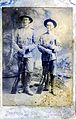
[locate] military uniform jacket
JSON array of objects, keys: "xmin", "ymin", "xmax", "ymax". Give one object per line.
[
  {"xmin": 38, "ymin": 32, "xmax": 57, "ymax": 61},
  {"xmin": 12, "ymin": 26, "xmax": 36, "ymax": 58}
]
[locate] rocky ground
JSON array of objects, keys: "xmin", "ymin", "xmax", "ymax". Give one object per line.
[{"xmin": 3, "ymin": 67, "xmax": 73, "ymax": 106}]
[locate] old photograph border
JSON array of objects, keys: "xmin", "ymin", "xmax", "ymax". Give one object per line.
[{"xmin": 1, "ymin": 7, "xmax": 72, "ymax": 105}]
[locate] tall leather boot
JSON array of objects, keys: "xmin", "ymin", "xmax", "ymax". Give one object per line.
[
  {"xmin": 23, "ymin": 72, "xmax": 33, "ymax": 96},
  {"xmin": 50, "ymin": 74, "xmax": 55, "ymax": 95},
  {"xmin": 44, "ymin": 73, "xmax": 49, "ymax": 91}
]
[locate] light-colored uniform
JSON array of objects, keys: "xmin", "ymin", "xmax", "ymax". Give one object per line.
[
  {"xmin": 12, "ymin": 26, "xmax": 36, "ymax": 95},
  {"xmin": 13, "ymin": 26, "xmax": 36, "ymax": 72}
]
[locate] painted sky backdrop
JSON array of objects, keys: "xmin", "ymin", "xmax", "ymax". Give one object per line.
[
  {"xmin": 2, "ymin": 7, "xmax": 73, "ymax": 47},
  {"xmin": 2, "ymin": 7, "xmax": 73, "ymax": 69},
  {"xmin": 32, "ymin": 8, "xmax": 73, "ymax": 47}
]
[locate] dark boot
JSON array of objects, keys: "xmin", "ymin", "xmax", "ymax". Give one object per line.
[
  {"xmin": 44, "ymin": 73, "xmax": 49, "ymax": 91},
  {"xmin": 50, "ymin": 74, "xmax": 56, "ymax": 95}
]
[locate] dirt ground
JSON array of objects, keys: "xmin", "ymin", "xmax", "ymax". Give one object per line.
[{"xmin": 3, "ymin": 73, "xmax": 73, "ymax": 106}]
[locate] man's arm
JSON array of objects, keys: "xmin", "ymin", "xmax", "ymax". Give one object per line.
[
  {"xmin": 47, "ymin": 39, "xmax": 62, "ymax": 52},
  {"xmin": 38, "ymin": 45, "xmax": 52, "ymax": 54},
  {"xmin": 38, "ymin": 36, "xmax": 52, "ymax": 54},
  {"xmin": 24, "ymin": 44, "xmax": 36, "ymax": 53},
  {"xmin": 12, "ymin": 29, "xmax": 23, "ymax": 54}
]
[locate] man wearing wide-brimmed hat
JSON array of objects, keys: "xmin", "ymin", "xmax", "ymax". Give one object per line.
[
  {"xmin": 38, "ymin": 18, "xmax": 57, "ymax": 95},
  {"xmin": 11, "ymin": 14, "xmax": 36, "ymax": 95}
]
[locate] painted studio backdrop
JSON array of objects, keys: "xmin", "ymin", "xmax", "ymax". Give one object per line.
[{"xmin": 2, "ymin": 7, "xmax": 73, "ymax": 106}]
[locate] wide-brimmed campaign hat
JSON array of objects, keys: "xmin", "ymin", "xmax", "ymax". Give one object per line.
[
  {"xmin": 19, "ymin": 15, "xmax": 33, "ymax": 23},
  {"xmin": 44, "ymin": 18, "xmax": 57, "ymax": 28}
]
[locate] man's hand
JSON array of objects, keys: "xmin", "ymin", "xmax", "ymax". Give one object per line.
[{"xmin": 19, "ymin": 48, "xmax": 24, "ymax": 54}]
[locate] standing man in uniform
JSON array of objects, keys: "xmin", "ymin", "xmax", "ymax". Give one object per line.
[
  {"xmin": 11, "ymin": 14, "xmax": 36, "ymax": 95},
  {"xmin": 38, "ymin": 18, "xmax": 57, "ymax": 95}
]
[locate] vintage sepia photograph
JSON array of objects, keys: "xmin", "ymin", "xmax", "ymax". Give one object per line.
[{"xmin": 2, "ymin": 7, "xmax": 73, "ymax": 106}]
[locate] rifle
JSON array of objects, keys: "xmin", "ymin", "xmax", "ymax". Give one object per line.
[
  {"xmin": 11, "ymin": 44, "xmax": 36, "ymax": 94},
  {"xmin": 11, "ymin": 60, "xmax": 24, "ymax": 94},
  {"xmin": 36, "ymin": 43, "xmax": 56, "ymax": 94},
  {"xmin": 36, "ymin": 63, "xmax": 50, "ymax": 94},
  {"xmin": 11, "ymin": 75, "xmax": 20, "ymax": 94},
  {"xmin": 36, "ymin": 47, "xmax": 50, "ymax": 94}
]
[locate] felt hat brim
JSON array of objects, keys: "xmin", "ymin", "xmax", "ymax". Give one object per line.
[
  {"xmin": 44, "ymin": 19, "xmax": 57, "ymax": 28},
  {"xmin": 19, "ymin": 15, "xmax": 33, "ymax": 23}
]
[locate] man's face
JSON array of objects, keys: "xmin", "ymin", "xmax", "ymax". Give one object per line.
[
  {"xmin": 22, "ymin": 17, "xmax": 30, "ymax": 26},
  {"xmin": 46, "ymin": 22, "xmax": 54, "ymax": 32}
]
